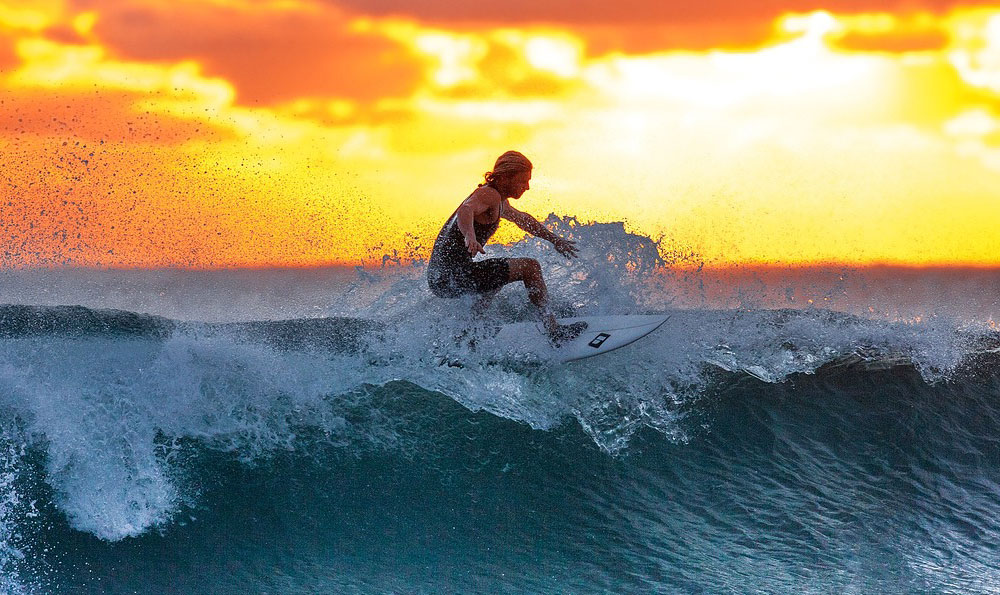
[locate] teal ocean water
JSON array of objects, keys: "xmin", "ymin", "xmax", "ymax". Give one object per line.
[{"xmin": 2, "ymin": 221, "xmax": 999, "ymax": 593}]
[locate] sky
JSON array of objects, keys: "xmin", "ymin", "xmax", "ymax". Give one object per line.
[{"xmin": 1, "ymin": 0, "xmax": 999, "ymax": 268}]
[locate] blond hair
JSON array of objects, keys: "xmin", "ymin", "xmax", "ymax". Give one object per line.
[{"xmin": 481, "ymin": 150, "xmax": 532, "ymax": 187}]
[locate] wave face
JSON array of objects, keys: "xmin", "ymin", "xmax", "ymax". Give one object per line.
[{"xmin": 2, "ymin": 221, "xmax": 1000, "ymax": 593}]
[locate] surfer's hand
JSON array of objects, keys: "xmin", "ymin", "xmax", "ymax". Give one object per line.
[
  {"xmin": 466, "ymin": 236, "xmax": 486, "ymax": 255},
  {"xmin": 553, "ymin": 237, "xmax": 578, "ymax": 258}
]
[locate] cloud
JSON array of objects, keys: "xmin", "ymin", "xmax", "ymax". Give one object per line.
[
  {"xmin": 807, "ymin": 12, "xmax": 952, "ymax": 52},
  {"xmin": 332, "ymin": 0, "xmax": 994, "ymax": 55},
  {"xmin": 0, "ymin": 36, "xmax": 15, "ymax": 71},
  {"xmin": 69, "ymin": 0, "xmax": 424, "ymax": 105},
  {"xmin": 948, "ymin": 10, "xmax": 1000, "ymax": 94},
  {"xmin": 354, "ymin": 21, "xmax": 585, "ymax": 99},
  {"xmin": 329, "ymin": 0, "xmax": 993, "ymax": 25},
  {"xmin": 568, "ymin": 22, "xmax": 779, "ymax": 54},
  {"xmin": 833, "ymin": 28, "xmax": 949, "ymax": 52}
]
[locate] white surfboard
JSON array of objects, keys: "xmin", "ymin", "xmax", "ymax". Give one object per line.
[{"xmin": 492, "ymin": 314, "xmax": 669, "ymax": 363}]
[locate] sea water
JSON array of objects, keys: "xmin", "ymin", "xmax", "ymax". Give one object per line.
[{"xmin": 1, "ymin": 219, "xmax": 999, "ymax": 593}]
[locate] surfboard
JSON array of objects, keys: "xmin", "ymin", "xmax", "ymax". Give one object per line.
[{"xmin": 492, "ymin": 314, "xmax": 669, "ymax": 363}]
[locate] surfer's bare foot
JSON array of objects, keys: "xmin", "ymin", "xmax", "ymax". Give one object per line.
[{"xmin": 549, "ymin": 321, "xmax": 588, "ymax": 346}]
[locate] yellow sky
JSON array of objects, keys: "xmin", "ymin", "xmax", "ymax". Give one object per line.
[{"xmin": 1, "ymin": 0, "xmax": 999, "ymax": 267}]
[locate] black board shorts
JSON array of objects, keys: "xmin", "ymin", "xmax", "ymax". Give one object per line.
[{"xmin": 428, "ymin": 257, "xmax": 511, "ymax": 298}]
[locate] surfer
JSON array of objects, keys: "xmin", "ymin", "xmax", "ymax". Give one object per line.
[{"xmin": 427, "ymin": 150, "xmax": 588, "ymax": 343}]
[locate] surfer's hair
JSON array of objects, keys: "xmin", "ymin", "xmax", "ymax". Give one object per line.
[{"xmin": 480, "ymin": 150, "xmax": 532, "ymax": 187}]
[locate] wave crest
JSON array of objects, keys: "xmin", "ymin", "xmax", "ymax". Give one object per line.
[{"xmin": 0, "ymin": 220, "xmax": 997, "ymax": 548}]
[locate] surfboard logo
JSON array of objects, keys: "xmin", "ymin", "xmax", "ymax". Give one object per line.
[{"xmin": 588, "ymin": 333, "xmax": 611, "ymax": 348}]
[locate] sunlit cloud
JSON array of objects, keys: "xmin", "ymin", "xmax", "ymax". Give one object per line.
[
  {"xmin": 330, "ymin": 0, "xmax": 994, "ymax": 26},
  {"xmin": 945, "ymin": 107, "xmax": 1000, "ymax": 136},
  {"xmin": 353, "ymin": 18, "xmax": 585, "ymax": 98},
  {"xmin": 948, "ymin": 10, "xmax": 1000, "ymax": 92},
  {"xmin": 0, "ymin": 0, "xmax": 62, "ymax": 32},
  {"xmin": 68, "ymin": 0, "xmax": 423, "ymax": 104}
]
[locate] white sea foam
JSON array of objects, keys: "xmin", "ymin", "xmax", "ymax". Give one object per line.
[
  {"xmin": 0, "ymin": 433, "xmax": 30, "ymax": 594},
  {"xmin": 0, "ymin": 219, "xmax": 995, "ymax": 547}
]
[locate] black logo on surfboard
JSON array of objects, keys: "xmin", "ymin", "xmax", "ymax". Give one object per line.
[{"xmin": 588, "ymin": 333, "xmax": 611, "ymax": 348}]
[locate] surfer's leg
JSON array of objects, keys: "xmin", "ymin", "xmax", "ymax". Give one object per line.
[
  {"xmin": 506, "ymin": 258, "xmax": 549, "ymax": 309},
  {"xmin": 506, "ymin": 258, "xmax": 560, "ymax": 332},
  {"xmin": 506, "ymin": 258, "xmax": 587, "ymax": 343},
  {"xmin": 467, "ymin": 258, "xmax": 511, "ymax": 313}
]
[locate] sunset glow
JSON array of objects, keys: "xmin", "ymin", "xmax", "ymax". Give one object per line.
[{"xmin": 2, "ymin": 0, "xmax": 999, "ymax": 267}]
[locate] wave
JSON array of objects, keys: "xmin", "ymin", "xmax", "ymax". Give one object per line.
[
  {"xmin": 1, "ymin": 315, "xmax": 998, "ymax": 592},
  {"xmin": 0, "ymin": 302, "xmax": 992, "ymax": 537},
  {"xmin": 1, "ymin": 219, "xmax": 999, "ymax": 591}
]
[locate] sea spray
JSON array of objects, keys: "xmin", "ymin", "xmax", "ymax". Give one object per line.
[
  {"xmin": 0, "ymin": 431, "xmax": 30, "ymax": 594},
  {"xmin": 0, "ymin": 221, "xmax": 998, "ymax": 591}
]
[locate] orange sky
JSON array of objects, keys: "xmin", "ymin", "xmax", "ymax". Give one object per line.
[{"xmin": 1, "ymin": 0, "xmax": 999, "ymax": 267}]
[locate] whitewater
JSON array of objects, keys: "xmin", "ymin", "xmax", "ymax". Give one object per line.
[{"xmin": 1, "ymin": 219, "xmax": 999, "ymax": 593}]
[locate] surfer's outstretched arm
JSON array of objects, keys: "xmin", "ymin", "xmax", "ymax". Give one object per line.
[{"xmin": 502, "ymin": 204, "xmax": 579, "ymax": 258}]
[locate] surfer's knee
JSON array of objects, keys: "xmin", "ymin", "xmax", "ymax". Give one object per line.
[
  {"xmin": 508, "ymin": 258, "xmax": 542, "ymax": 282},
  {"xmin": 524, "ymin": 259, "xmax": 542, "ymax": 281}
]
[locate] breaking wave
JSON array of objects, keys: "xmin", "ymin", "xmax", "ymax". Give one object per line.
[{"xmin": 1, "ymin": 218, "xmax": 999, "ymax": 592}]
